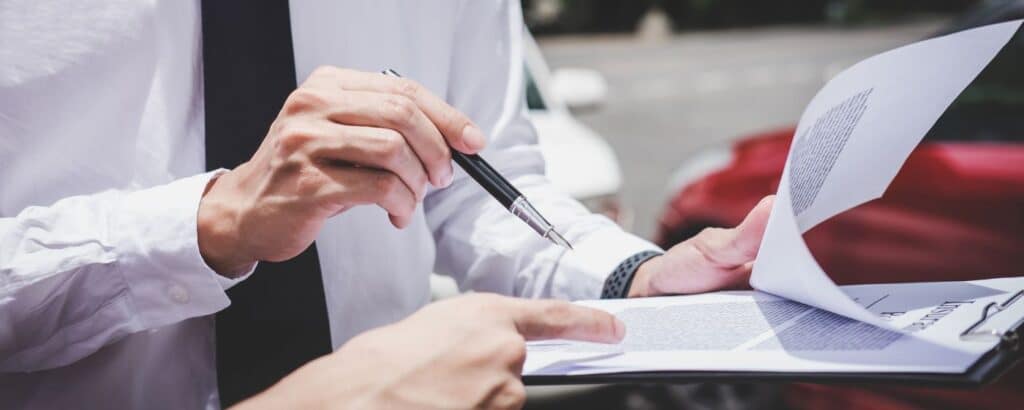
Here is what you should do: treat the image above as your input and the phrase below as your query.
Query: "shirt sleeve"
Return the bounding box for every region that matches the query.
[424,0,662,301]
[0,171,238,372]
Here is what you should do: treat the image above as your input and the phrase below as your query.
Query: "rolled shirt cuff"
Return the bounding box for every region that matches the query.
[112,170,243,329]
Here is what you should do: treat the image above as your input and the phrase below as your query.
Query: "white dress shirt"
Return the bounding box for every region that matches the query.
[0,0,658,408]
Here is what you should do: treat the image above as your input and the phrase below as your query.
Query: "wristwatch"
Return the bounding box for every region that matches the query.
[601,250,663,299]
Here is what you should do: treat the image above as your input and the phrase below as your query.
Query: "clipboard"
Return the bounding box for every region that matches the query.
[524,291,1024,387]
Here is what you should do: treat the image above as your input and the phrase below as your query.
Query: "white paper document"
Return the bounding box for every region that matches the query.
[526,278,1024,376]
[525,20,1024,377]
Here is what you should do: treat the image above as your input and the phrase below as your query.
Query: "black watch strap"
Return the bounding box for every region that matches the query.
[601,250,663,299]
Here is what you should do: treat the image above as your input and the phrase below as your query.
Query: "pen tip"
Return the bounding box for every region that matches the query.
[548,230,573,250]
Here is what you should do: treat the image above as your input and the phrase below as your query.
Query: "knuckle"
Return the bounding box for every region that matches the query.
[274,124,315,155]
[542,301,573,328]
[375,172,400,194]
[439,143,453,163]
[697,226,723,238]
[294,166,325,196]
[508,380,527,402]
[465,293,507,317]
[283,88,326,114]
[268,153,306,177]
[493,379,527,410]
[378,131,405,162]
[532,301,576,338]
[310,65,338,79]
[696,226,751,262]
[473,293,505,308]
[384,95,417,127]
[501,333,527,363]
[734,240,755,260]
[394,77,422,99]
[413,171,429,193]
[693,228,724,251]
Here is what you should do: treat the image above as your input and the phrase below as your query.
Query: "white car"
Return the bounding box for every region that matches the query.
[524,32,630,227]
[430,32,629,299]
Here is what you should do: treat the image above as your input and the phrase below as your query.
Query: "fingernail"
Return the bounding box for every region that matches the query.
[612,317,626,342]
[442,168,454,188]
[461,124,486,151]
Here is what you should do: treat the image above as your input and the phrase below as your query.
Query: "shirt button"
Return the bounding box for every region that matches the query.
[168,284,190,304]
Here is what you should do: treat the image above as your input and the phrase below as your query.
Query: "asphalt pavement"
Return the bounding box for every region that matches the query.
[538,19,946,239]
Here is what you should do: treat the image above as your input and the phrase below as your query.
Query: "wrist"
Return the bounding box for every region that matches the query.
[601,250,663,299]
[627,255,663,298]
[198,172,255,277]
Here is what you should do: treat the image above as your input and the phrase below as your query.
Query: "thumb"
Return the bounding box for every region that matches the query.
[733,194,774,253]
[507,299,625,344]
[692,195,774,268]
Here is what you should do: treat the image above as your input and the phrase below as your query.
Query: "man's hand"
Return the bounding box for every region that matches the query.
[198,67,487,275]
[234,294,625,410]
[628,196,774,297]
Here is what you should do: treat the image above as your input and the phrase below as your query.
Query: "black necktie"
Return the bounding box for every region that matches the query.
[201,1,333,406]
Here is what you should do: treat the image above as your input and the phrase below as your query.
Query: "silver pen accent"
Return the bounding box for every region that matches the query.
[509,197,573,250]
[381,68,572,250]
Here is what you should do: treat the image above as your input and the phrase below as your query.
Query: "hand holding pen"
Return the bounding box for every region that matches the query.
[381,69,572,249]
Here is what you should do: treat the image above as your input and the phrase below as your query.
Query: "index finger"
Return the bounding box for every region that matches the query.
[322,67,487,154]
[507,299,625,344]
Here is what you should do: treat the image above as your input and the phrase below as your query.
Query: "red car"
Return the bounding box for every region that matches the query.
[655,3,1024,410]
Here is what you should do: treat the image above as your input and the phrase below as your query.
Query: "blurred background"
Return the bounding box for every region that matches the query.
[523,0,971,239]
[513,0,1024,409]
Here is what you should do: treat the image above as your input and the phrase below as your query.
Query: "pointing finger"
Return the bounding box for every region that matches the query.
[507,299,625,344]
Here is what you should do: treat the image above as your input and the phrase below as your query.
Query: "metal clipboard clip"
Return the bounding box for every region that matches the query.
[959,289,1024,350]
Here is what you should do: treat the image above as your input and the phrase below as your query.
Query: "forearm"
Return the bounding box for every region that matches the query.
[427,163,660,300]
[0,171,235,371]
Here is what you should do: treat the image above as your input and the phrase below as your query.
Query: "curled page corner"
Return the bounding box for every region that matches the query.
[750,19,1023,332]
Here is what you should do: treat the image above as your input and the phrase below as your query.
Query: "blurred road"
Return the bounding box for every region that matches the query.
[538,19,946,239]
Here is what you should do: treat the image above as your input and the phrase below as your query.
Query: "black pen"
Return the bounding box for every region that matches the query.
[382,69,572,250]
